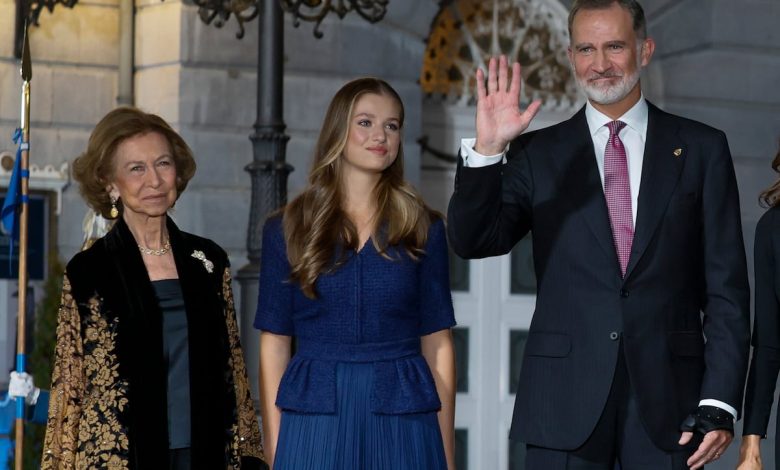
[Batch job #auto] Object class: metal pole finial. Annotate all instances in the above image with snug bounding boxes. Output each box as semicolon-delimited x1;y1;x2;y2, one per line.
21;22;32;82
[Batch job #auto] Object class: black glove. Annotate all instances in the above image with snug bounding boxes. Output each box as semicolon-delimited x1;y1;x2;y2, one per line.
679;405;734;435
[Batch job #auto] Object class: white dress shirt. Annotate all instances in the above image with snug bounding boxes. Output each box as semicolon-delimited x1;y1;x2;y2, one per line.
459;97;738;420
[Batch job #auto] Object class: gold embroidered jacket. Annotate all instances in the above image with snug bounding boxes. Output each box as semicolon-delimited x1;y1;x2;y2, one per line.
41;218;264;469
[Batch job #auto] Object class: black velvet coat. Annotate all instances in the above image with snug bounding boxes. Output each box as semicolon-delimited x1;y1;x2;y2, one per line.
41;218;263;469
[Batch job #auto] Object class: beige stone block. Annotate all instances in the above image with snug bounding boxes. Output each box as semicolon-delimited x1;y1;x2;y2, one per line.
0;63;22;122
135;1;182;67
135;64;181;122
177;67;256;128
179;3;258;67
50;67;116;125
31;126;92;167
29;65;55;126
31;3;119;66
135;0;179;8
80;0;119;7
0;1;15;58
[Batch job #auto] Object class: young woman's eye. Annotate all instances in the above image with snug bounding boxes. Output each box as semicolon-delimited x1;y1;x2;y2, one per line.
357;119;371;127
386;123;399;131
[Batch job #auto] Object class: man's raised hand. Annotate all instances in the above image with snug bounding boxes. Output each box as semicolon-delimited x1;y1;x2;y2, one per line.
474;55;542;156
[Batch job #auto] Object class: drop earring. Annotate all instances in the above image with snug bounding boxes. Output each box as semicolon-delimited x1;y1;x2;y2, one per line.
109;196;119;219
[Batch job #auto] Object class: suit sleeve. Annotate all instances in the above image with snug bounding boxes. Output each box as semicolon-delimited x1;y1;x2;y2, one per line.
743;210;780;436
221;267;265;465
698;131;751;415
447;139;534;259
41;273;84;469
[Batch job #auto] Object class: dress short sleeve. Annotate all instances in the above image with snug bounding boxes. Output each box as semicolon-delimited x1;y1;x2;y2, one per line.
419;218;457;335
253;216;295;335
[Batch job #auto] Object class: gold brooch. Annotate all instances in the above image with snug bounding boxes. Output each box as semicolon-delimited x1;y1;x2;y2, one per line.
673;148;683;157
191;250;214;273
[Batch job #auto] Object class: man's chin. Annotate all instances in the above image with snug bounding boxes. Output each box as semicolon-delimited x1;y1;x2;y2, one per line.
584;89;625;105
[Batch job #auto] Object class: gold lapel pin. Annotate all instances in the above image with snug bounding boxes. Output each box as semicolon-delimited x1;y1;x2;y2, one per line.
673;148;683;157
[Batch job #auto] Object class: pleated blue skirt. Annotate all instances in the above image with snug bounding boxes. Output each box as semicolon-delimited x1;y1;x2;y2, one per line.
273;362;447;470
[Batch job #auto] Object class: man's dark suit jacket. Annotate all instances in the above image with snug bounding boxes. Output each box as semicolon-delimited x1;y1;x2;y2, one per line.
447;102;750;452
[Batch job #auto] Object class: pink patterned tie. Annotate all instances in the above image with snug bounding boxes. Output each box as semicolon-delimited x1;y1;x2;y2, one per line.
604;120;633;277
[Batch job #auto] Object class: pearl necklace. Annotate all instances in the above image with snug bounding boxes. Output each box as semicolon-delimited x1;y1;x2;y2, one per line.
138;239;171;256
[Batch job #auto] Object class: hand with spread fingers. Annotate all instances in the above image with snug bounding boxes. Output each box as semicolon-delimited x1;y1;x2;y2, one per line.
474;55;542;156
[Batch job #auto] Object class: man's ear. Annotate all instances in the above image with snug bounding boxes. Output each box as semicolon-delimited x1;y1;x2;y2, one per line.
640;38;655;67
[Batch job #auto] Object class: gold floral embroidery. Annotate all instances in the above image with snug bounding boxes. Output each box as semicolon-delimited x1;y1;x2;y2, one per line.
42;274;130;469
42;264;264;469
222;267;264;465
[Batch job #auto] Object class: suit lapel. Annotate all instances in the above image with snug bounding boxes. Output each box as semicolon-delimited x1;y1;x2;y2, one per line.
623;103;686;279
551;109;620;272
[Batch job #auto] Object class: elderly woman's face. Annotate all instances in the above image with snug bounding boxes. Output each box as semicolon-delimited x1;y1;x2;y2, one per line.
108;131;178;220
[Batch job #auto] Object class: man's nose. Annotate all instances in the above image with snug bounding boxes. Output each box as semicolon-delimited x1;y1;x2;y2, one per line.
592;50;611;73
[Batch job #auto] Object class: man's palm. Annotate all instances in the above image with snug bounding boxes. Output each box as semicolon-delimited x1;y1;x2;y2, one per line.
475;56;541;155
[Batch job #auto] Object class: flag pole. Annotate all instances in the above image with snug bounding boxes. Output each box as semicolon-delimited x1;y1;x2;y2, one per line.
14;21;32;470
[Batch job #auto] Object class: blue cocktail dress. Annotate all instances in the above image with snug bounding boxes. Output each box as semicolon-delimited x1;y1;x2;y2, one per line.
254;216;456;470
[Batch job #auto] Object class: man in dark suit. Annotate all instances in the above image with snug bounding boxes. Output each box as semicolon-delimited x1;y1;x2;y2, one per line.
447;0;750;468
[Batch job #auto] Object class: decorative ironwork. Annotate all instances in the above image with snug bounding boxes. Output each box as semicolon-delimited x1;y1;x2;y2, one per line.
421;0;579;109
193;0;260;39
26;0;78;26
280;0;389;38
14;0;76;57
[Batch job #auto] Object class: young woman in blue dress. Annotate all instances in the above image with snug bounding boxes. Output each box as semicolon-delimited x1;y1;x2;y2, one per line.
255;77;456;470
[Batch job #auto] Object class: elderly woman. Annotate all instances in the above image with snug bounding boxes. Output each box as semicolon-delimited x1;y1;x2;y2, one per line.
41;107;264;469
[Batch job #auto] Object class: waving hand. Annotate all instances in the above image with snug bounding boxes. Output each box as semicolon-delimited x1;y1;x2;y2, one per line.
474;55;542;155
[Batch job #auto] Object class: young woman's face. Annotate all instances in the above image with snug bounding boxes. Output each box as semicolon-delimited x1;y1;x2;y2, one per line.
341;93;402;175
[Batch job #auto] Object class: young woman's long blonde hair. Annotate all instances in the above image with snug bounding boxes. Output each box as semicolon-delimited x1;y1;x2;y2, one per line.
283;77;437;298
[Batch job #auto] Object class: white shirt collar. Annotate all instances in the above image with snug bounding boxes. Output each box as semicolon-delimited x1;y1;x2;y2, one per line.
585;95;649;139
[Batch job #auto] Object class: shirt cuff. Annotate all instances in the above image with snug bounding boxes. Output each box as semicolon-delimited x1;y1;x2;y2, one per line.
699;399;737;421
460;138;506;168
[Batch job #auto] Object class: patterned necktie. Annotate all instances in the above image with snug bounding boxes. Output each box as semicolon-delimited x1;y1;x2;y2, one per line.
604;120;633;277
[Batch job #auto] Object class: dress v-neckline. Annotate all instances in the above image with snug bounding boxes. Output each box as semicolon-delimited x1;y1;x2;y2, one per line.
357;238;372;254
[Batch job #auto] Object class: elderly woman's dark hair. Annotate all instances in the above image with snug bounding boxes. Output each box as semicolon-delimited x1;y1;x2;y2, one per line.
72;107;196;218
